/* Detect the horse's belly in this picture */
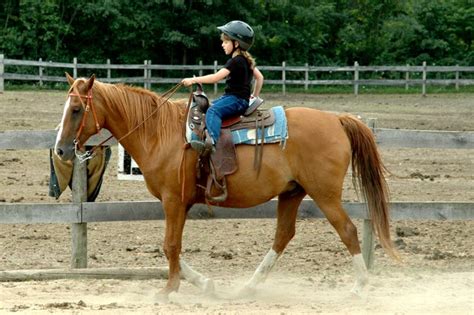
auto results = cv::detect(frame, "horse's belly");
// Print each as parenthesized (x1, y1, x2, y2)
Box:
(217, 144, 293, 207)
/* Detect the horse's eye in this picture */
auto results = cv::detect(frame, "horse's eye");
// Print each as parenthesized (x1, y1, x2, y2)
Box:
(72, 107, 81, 114)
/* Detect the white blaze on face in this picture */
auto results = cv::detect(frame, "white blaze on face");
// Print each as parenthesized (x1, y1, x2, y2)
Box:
(55, 97, 71, 148)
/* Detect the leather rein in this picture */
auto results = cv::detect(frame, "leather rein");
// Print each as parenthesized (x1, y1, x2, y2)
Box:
(69, 82, 183, 163)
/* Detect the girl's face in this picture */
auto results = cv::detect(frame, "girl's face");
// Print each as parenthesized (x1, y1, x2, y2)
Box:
(221, 39, 235, 55)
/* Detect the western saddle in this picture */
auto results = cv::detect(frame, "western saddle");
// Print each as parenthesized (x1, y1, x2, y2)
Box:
(186, 84, 275, 203)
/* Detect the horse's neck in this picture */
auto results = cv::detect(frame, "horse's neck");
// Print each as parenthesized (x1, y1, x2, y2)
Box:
(101, 91, 186, 171)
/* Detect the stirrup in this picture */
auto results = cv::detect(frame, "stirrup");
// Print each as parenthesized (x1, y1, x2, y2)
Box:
(190, 138, 214, 156)
(206, 174, 228, 203)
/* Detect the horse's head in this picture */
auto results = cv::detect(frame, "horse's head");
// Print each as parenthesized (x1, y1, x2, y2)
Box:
(55, 73, 103, 161)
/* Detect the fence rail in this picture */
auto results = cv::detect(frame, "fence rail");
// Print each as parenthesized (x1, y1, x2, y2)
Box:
(1, 201, 471, 224)
(1, 54, 473, 95)
(2, 128, 473, 150)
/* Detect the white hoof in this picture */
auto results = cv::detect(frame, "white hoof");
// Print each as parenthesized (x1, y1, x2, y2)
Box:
(350, 277, 368, 298)
(203, 278, 215, 296)
(350, 287, 363, 298)
(154, 292, 170, 304)
(237, 285, 257, 299)
(350, 254, 368, 298)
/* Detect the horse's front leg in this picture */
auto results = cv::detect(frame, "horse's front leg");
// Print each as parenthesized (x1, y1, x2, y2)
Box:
(180, 259, 215, 295)
(157, 199, 215, 302)
(156, 198, 187, 301)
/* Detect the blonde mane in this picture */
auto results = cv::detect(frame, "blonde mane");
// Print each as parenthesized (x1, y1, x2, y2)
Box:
(92, 81, 187, 149)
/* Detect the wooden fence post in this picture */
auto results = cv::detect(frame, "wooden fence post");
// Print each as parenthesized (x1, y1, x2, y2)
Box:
(405, 64, 410, 90)
(106, 59, 111, 82)
(282, 61, 286, 95)
(422, 61, 427, 96)
(71, 157, 88, 268)
(213, 60, 218, 95)
(148, 60, 152, 89)
(455, 64, 459, 91)
(199, 60, 203, 77)
(354, 61, 359, 95)
(361, 118, 377, 269)
(304, 63, 309, 90)
(362, 219, 375, 270)
(73, 58, 78, 78)
(143, 60, 148, 89)
(0, 54, 4, 93)
(39, 58, 43, 87)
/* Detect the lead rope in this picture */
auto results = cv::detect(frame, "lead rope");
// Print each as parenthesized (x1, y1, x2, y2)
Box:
(180, 85, 195, 202)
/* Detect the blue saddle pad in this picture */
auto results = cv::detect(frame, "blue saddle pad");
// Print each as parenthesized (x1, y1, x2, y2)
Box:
(231, 106, 288, 145)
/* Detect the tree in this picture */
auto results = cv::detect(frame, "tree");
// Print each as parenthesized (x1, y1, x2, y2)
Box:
(1, 0, 471, 66)
(1, 0, 71, 60)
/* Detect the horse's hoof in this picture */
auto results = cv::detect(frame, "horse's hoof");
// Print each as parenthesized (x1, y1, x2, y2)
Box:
(237, 285, 257, 299)
(350, 288, 363, 299)
(154, 291, 170, 304)
(350, 283, 367, 299)
(350, 277, 368, 298)
(203, 279, 215, 296)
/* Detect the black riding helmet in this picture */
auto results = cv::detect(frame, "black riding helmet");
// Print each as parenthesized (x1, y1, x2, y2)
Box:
(217, 20, 254, 51)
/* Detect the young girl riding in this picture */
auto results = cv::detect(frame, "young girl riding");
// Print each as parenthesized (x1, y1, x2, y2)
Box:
(182, 20, 264, 153)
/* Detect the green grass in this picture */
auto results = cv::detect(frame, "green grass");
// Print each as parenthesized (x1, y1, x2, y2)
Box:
(4, 81, 474, 95)
(263, 84, 474, 94)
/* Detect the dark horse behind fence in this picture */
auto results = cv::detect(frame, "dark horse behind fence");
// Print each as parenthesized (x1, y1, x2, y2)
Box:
(55, 74, 397, 301)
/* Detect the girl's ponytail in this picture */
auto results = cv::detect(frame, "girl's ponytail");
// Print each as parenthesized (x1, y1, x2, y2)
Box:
(241, 50, 256, 69)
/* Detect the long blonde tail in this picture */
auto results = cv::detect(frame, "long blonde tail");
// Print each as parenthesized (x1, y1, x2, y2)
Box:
(339, 114, 399, 260)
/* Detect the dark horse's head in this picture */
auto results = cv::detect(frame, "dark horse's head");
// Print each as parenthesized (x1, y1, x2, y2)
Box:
(55, 73, 103, 161)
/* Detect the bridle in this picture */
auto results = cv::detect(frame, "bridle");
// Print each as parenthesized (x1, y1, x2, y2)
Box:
(67, 82, 183, 163)
(68, 88, 101, 162)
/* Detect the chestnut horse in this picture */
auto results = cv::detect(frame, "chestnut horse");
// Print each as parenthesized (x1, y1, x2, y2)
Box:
(55, 74, 396, 300)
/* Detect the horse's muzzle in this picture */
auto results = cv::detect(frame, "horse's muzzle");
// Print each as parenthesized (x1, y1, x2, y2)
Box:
(55, 144, 75, 161)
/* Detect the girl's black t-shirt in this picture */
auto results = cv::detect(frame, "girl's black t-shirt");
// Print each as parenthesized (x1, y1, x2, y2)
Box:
(224, 55, 252, 100)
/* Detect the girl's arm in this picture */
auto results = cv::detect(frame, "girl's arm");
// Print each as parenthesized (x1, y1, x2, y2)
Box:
(182, 68, 229, 87)
(252, 67, 264, 97)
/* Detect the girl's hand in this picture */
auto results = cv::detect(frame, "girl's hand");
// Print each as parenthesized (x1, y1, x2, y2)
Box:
(181, 78, 195, 87)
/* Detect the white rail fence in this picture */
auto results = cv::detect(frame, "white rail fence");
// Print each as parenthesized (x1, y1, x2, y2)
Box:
(1, 54, 474, 95)
(1, 124, 473, 279)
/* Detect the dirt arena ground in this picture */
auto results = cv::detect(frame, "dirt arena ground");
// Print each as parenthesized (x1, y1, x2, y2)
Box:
(0, 90, 473, 314)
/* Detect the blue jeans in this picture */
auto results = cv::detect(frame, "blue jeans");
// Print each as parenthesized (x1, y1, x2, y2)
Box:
(206, 94, 249, 143)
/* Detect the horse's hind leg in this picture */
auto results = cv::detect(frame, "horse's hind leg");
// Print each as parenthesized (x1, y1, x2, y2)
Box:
(241, 188, 306, 295)
(312, 195, 368, 296)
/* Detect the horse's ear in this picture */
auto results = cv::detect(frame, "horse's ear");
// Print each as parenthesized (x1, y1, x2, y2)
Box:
(87, 74, 96, 91)
(65, 72, 75, 86)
